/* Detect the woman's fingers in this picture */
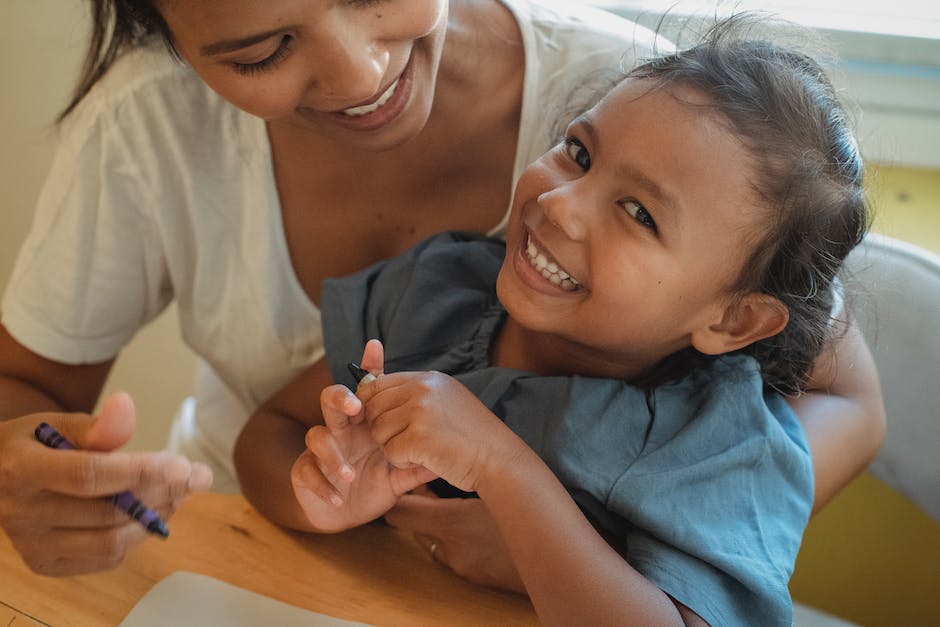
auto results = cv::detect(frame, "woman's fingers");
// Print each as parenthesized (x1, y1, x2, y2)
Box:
(35, 447, 205, 500)
(11, 522, 145, 576)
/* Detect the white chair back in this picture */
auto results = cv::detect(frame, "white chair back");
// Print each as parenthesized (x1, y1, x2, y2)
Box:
(843, 233, 940, 522)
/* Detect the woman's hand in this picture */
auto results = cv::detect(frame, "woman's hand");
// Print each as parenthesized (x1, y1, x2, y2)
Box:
(385, 487, 525, 593)
(0, 392, 212, 576)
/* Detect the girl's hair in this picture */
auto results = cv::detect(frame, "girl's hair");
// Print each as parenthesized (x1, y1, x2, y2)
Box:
(60, 0, 174, 120)
(631, 15, 870, 395)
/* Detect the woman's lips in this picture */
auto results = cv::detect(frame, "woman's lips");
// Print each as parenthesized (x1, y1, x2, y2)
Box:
(321, 53, 415, 131)
(340, 78, 401, 116)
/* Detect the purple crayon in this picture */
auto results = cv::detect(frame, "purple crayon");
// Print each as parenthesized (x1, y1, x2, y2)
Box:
(34, 422, 169, 538)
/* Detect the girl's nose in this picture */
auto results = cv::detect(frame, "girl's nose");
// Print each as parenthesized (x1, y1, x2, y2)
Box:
(538, 183, 588, 241)
(303, 26, 389, 108)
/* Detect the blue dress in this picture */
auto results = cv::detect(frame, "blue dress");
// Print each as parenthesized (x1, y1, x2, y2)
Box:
(321, 231, 813, 626)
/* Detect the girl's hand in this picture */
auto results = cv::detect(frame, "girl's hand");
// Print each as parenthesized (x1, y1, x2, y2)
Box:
(385, 487, 525, 593)
(358, 369, 524, 493)
(0, 392, 213, 576)
(290, 340, 435, 532)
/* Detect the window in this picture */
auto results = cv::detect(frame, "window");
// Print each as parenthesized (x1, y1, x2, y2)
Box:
(578, 1, 940, 168)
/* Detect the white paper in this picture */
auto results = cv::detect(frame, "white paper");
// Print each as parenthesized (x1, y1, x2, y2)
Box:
(120, 571, 374, 627)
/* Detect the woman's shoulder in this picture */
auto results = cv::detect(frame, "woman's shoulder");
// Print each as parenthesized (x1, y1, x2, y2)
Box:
(504, 0, 659, 55)
(59, 39, 246, 150)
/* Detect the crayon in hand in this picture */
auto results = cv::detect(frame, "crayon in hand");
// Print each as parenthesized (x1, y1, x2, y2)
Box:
(34, 422, 170, 538)
(347, 362, 376, 386)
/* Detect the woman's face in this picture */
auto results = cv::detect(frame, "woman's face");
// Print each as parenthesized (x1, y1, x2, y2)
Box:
(157, 0, 448, 150)
(497, 79, 767, 378)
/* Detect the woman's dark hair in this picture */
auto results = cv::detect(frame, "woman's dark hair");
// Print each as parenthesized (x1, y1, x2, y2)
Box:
(60, 0, 175, 120)
(632, 15, 870, 395)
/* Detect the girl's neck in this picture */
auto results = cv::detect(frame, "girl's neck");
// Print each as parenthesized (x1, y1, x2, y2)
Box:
(491, 317, 657, 381)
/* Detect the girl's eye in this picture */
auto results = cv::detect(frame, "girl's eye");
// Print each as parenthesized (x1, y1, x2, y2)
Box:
(622, 199, 658, 233)
(232, 35, 293, 76)
(564, 137, 591, 171)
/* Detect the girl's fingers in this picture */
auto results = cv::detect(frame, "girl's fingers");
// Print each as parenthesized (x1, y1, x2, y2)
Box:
(360, 339, 385, 377)
(304, 427, 355, 483)
(321, 384, 363, 428)
(291, 451, 346, 507)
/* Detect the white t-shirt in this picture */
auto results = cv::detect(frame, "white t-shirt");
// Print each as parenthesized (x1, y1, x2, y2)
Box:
(2, 0, 659, 490)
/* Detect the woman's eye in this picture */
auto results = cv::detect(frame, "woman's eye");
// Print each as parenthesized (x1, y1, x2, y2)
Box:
(622, 200, 658, 232)
(564, 138, 591, 171)
(232, 35, 293, 76)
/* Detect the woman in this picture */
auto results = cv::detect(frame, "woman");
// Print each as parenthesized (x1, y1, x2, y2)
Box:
(0, 0, 883, 580)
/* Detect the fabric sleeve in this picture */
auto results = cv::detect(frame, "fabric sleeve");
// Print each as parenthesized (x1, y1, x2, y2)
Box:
(2, 106, 172, 364)
(607, 360, 813, 626)
(320, 232, 503, 385)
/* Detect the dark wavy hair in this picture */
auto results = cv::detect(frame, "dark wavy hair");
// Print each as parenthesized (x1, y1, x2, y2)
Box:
(60, 0, 174, 120)
(632, 15, 870, 395)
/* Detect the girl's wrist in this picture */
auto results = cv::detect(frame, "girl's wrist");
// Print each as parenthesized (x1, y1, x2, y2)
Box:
(473, 423, 536, 496)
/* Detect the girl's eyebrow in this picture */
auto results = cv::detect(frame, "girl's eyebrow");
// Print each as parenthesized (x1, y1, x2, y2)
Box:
(200, 28, 287, 56)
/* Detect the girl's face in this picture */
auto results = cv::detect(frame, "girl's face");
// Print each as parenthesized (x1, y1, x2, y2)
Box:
(498, 79, 767, 378)
(157, 0, 448, 150)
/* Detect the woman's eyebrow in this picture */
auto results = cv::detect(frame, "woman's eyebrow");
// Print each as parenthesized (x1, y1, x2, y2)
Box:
(200, 29, 286, 56)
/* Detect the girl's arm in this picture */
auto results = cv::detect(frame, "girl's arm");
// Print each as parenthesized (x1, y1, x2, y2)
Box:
(361, 371, 695, 626)
(234, 358, 334, 531)
(790, 318, 885, 512)
(478, 434, 698, 626)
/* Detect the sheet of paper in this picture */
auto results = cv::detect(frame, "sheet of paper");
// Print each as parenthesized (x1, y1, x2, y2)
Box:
(119, 571, 374, 627)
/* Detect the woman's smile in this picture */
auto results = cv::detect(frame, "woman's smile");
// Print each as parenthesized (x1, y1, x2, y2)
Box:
(314, 51, 416, 132)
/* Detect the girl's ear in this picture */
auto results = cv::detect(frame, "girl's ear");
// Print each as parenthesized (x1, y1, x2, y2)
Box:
(691, 294, 789, 356)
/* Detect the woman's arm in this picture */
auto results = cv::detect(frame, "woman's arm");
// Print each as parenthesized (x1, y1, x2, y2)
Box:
(790, 318, 886, 512)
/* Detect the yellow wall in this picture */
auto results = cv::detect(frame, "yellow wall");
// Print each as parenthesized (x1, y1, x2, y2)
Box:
(789, 164, 940, 625)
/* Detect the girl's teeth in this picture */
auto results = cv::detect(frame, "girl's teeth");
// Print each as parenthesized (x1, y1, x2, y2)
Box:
(342, 79, 399, 117)
(525, 235, 580, 291)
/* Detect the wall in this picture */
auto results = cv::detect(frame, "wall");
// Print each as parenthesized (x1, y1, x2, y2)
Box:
(0, 2, 195, 452)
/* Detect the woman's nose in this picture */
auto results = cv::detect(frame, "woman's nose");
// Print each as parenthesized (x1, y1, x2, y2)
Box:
(538, 183, 588, 241)
(303, 28, 389, 107)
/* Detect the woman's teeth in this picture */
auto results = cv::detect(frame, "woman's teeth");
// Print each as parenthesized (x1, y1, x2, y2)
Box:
(526, 237, 580, 291)
(342, 79, 400, 117)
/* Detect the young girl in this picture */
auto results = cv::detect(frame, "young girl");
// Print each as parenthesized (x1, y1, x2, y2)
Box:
(242, 18, 871, 626)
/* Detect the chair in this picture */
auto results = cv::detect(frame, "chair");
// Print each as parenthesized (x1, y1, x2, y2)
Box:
(846, 233, 940, 521)
(793, 233, 940, 625)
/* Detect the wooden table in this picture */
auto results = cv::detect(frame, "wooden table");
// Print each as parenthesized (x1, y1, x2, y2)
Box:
(0, 493, 538, 626)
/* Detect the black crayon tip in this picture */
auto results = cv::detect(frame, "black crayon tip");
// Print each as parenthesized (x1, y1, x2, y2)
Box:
(148, 519, 170, 539)
(347, 362, 370, 384)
